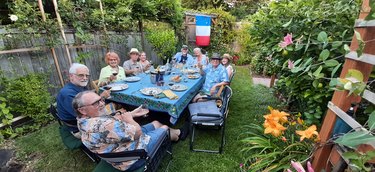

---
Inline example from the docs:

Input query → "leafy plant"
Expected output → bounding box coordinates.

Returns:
[241,107,319,171]
[242,0,361,124]
[201,8,236,54]
[145,21,177,60]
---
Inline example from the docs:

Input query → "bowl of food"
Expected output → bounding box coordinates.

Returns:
[170,75,181,83]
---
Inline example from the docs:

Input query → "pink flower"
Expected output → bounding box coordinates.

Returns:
[279,33,293,48]
[288,59,294,69]
[239,163,244,168]
[307,161,314,172]
[291,161,306,172]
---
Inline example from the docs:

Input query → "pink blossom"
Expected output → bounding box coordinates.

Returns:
[291,161,306,172]
[307,161,314,172]
[287,169,293,172]
[239,163,244,168]
[279,33,293,48]
[288,59,294,69]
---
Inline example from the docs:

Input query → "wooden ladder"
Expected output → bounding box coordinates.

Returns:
[312,0,375,171]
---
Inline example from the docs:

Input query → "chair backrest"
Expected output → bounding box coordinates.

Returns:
[91,80,100,93]
[220,86,233,116]
[229,68,236,84]
[49,104,62,126]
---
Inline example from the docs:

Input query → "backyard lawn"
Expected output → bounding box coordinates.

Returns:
[5,66,280,171]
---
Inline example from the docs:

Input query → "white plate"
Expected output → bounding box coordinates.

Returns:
[187,69,198,74]
[140,87,163,96]
[124,77,141,82]
[107,84,128,91]
[169,84,188,91]
[187,74,200,79]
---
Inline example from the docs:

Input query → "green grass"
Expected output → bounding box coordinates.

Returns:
[9,66,279,171]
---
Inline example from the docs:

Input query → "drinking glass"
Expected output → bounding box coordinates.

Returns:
[103,86,112,99]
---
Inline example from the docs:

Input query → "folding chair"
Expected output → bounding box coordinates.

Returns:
[49,104,100,163]
[229,67,236,85]
[188,85,233,153]
[94,129,172,172]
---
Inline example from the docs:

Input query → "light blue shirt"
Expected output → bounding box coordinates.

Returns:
[192,55,209,66]
[201,64,229,94]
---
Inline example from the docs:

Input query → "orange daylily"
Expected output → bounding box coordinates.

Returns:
[269,109,289,124]
[296,125,319,141]
[297,117,304,125]
[264,120,287,137]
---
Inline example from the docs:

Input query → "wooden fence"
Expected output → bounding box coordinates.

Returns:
[0,29,163,97]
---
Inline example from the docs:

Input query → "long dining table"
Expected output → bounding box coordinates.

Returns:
[101,71,205,125]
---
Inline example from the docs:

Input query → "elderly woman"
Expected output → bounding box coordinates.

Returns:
[193,47,208,67]
[123,48,143,76]
[221,54,234,79]
[139,51,151,72]
[98,52,126,86]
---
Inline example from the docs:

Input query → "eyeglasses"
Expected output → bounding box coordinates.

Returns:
[80,97,104,108]
[74,74,90,78]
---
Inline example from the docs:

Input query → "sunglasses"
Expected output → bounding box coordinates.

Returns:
[80,97,105,108]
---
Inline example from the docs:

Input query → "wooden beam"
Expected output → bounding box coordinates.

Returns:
[38,0,64,87]
[52,0,72,65]
[355,19,375,28]
[345,51,375,65]
[0,116,26,128]
[312,0,374,170]
[0,47,46,54]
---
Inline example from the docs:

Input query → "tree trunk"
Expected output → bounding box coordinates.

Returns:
[138,19,145,51]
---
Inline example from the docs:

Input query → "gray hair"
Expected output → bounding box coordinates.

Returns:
[69,63,89,74]
[193,48,201,54]
[72,90,93,117]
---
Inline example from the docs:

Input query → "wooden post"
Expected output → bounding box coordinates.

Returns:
[37,0,64,87]
[312,0,374,170]
[269,74,276,87]
[52,0,72,65]
[98,0,108,51]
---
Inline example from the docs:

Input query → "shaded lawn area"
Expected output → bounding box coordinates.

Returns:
[10,66,280,171]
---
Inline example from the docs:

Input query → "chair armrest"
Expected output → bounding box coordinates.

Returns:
[194,113,222,118]
[200,96,222,101]
[97,149,148,163]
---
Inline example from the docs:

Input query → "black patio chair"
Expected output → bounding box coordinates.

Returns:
[93,128,172,172]
[188,85,233,153]
[49,104,100,163]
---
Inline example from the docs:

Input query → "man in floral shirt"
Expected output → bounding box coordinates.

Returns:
[73,91,188,171]
[193,54,229,102]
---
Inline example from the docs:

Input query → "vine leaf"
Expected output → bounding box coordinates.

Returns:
[317,31,328,43]
[354,30,365,57]
[365,0,375,20]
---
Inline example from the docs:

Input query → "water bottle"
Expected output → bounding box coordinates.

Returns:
[332,103,356,138]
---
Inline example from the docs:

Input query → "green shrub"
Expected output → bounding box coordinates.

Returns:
[145,21,177,60]
[201,8,236,55]
[245,0,361,124]
[0,72,53,142]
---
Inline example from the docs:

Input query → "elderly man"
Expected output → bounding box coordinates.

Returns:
[123,48,143,76]
[174,45,193,65]
[193,54,229,102]
[73,91,189,171]
[57,63,110,137]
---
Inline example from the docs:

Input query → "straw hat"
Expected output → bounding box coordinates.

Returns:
[129,48,140,55]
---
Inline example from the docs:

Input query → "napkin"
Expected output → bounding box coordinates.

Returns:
[153,93,166,99]
[163,90,179,100]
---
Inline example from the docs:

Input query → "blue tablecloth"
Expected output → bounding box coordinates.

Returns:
[101,72,204,125]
